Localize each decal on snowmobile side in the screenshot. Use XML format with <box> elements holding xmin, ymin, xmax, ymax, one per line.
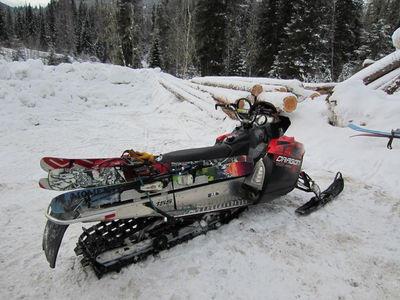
<box><xmin>275</xmin><ymin>155</ymin><xmax>302</xmax><ymax>166</ymax></box>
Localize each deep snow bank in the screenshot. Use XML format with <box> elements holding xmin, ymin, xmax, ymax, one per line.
<box><xmin>328</xmin><ymin>79</ymin><xmax>400</xmax><ymax>128</ymax></box>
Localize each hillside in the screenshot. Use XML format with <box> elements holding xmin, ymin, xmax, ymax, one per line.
<box><xmin>0</xmin><ymin>59</ymin><xmax>399</xmax><ymax>299</ymax></box>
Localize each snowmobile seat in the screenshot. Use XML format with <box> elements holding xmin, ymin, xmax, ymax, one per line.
<box><xmin>159</xmin><ymin>144</ymin><xmax>247</xmax><ymax>163</ymax></box>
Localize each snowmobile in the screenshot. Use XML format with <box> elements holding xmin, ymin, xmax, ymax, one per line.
<box><xmin>42</xmin><ymin>98</ymin><xmax>344</xmax><ymax>278</ymax></box>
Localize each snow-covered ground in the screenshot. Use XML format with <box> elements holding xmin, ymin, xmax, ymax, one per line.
<box><xmin>0</xmin><ymin>60</ymin><xmax>399</xmax><ymax>299</ymax></box>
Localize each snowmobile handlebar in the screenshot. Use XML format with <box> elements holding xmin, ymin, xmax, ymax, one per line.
<box><xmin>215</xmin><ymin>99</ymin><xmax>279</xmax><ymax>126</ymax></box>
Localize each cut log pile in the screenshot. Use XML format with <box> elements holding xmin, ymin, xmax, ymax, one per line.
<box><xmin>157</xmin><ymin>73</ymin><xmax>327</xmax><ymax>119</ymax></box>
<box><xmin>344</xmin><ymin>27</ymin><xmax>400</xmax><ymax>95</ymax></box>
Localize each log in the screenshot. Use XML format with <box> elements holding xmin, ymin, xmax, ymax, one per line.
<box><xmin>187</xmin><ymin>82</ymin><xmax>249</xmax><ymax>103</ymax></box>
<box><xmin>368</xmin><ymin>68</ymin><xmax>400</xmax><ymax>90</ymax></box>
<box><xmin>190</xmin><ymin>77</ymin><xmax>287</xmax><ymax>93</ymax></box>
<box><xmin>362</xmin><ymin>59</ymin><xmax>375</xmax><ymax>68</ymax></box>
<box><xmin>393</xmin><ymin>27</ymin><xmax>400</xmax><ymax>50</ymax></box>
<box><xmin>158</xmin><ymin>78</ymin><xmax>213</xmax><ymax>115</ymax></box>
<box><xmin>198</xmin><ymin>76</ymin><xmax>319</xmax><ymax>101</ymax></box>
<box><xmin>257</xmin><ymin>91</ymin><xmax>298</xmax><ymax>113</ymax></box>
<box><xmin>347</xmin><ymin>50</ymin><xmax>400</xmax><ymax>85</ymax></box>
<box><xmin>303</xmin><ymin>82</ymin><xmax>337</xmax><ymax>94</ymax></box>
<box><xmin>160</xmin><ymin>73</ymin><xmax>215</xmax><ymax>106</ymax></box>
<box><xmin>382</xmin><ymin>74</ymin><xmax>400</xmax><ymax>95</ymax></box>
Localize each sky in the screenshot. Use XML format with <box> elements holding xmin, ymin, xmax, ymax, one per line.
<box><xmin>2</xmin><ymin>0</ymin><xmax>51</xmax><ymax>7</ymax></box>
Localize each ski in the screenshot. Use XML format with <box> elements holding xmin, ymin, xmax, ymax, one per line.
<box><xmin>295</xmin><ymin>172</ymin><xmax>344</xmax><ymax>215</ymax></box>
<box><xmin>348</xmin><ymin>123</ymin><xmax>400</xmax><ymax>138</ymax></box>
<box><xmin>348</xmin><ymin>124</ymin><xmax>400</xmax><ymax>149</ymax></box>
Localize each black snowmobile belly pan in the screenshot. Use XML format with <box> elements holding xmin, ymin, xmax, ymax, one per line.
<box><xmin>43</xmin><ymin>220</ymin><xmax>69</xmax><ymax>268</ymax></box>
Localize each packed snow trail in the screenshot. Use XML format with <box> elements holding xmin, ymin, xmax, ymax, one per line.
<box><xmin>0</xmin><ymin>60</ymin><xmax>399</xmax><ymax>299</ymax></box>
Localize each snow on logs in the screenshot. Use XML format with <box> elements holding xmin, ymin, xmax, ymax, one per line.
<box><xmin>159</xmin><ymin>74</ymin><xmax>323</xmax><ymax>119</ymax></box>
<box><xmin>257</xmin><ymin>91</ymin><xmax>298</xmax><ymax>113</ymax></box>
<box><xmin>393</xmin><ymin>27</ymin><xmax>400</xmax><ymax>50</ymax></box>
<box><xmin>190</xmin><ymin>77</ymin><xmax>288</xmax><ymax>93</ymax></box>
<box><xmin>191</xmin><ymin>76</ymin><xmax>320</xmax><ymax>101</ymax></box>
<box><xmin>346</xmin><ymin>28</ymin><xmax>400</xmax><ymax>94</ymax></box>
<box><xmin>189</xmin><ymin>81</ymin><xmax>298</xmax><ymax>114</ymax></box>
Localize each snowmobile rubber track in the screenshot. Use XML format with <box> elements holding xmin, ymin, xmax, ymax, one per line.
<box><xmin>75</xmin><ymin>207</ymin><xmax>247</xmax><ymax>278</ymax></box>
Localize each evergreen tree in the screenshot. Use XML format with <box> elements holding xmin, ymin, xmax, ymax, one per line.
<box><xmin>227</xmin><ymin>45</ymin><xmax>247</xmax><ymax>76</ymax></box>
<box><xmin>386</xmin><ymin>0</ymin><xmax>400</xmax><ymax>30</ymax></box>
<box><xmin>331</xmin><ymin>0</ymin><xmax>363</xmax><ymax>80</ymax></box>
<box><xmin>256</xmin><ymin>0</ymin><xmax>280</xmax><ymax>76</ymax></box>
<box><xmin>0</xmin><ymin>7</ymin><xmax>8</xmax><ymax>44</ymax></box>
<box><xmin>46</xmin><ymin>0</ymin><xmax>57</xmax><ymax>51</ymax></box>
<box><xmin>195</xmin><ymin>0</ymin><xmax>227</xmax><ymax>76</ymax></box>
<box><xmin>356</xmin><ymin>18</ymin><xmax>393</xmax><ymax>62</ymax></box>
<box><xmin>270</xmin><ymin>0</ymin><xmax>330</xmax><ymax>80</ymax></box>
<box><xmin>149</xmin><ymin>36</ymin><xmax>162</xmax><ymax>68</ymax></box>
<box><xmin>116</xmin><ymin>0</ymin><xmax>142</xmax><ymax>67</ymax></box>
<box><xmin>38</xmin><ymin>8</ymin><xmax>48</xmax><ymax>50</ymax></box>
<box><xmin>243</xmin><ymin>1</ymin><xmax>259</xmax><ymax>76</ymax></box>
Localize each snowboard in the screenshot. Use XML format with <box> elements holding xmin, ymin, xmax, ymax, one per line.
<box><xmin>46</xmin><ymin>161</ymin><xmax>254</xmax><ymax>222</ymax></box>
<box><xmin>39</xmin><ymin>155</ymin><xmax>169</xmax><ymax>191</ymax></box>
<box><xmin>40</xmin><ymin>156</ymin><xmax>131</xmax><ymax>172</ymax></box>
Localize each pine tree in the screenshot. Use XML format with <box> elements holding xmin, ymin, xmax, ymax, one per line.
<box><xmin>38</xmin><ymin>8</ymin><xmax>48</xmax><ymax>50</ymax></box>
<box><xmin>0</xmin><ymin>7</ymin><xmax>8</xmax><ymax>44</ymax></box>
<box><xmin>270</xmin><ymin>0</ymin><xmax>329</xmax><ymax>80</ymax></box>
<box><xmin>356</xmin><ymin>18</ymin><xmax>393</xmax><ymax>62</ymax></box>
<box><xmin>149</xmin><ymin>35</ymin><xmax>162</xmax><ymax>68</ymax></box>
<box><xmin>243</xmin><ymin>1</ymin><xmax>259</xmax><ymax>76</ymax></box>
<box><xmin>256</xmin><ymin>0</ymin><xmax>280</xmax><ymax>76</ymax></box>
<box><xmin>195</xmin><ymin>0</ymin><xmax>227</xmax><ymax>76</ymax></box>
<box><xmin>331</xmin><ymin>0</ymin><xmax>363</xmax><ymax>81</ymax></box>
<box><xmin>227</xmin><ymin>45</ymin><xmax>247</xmax><ymax>76</ymax></box>
<box><xmin>116</xmin><ymin>0</ymin><xmax>142</xmax><ymax>67</ymax></box>
<box><xmin>46</xmin><ymin>0</ymin><xmax>57</xmax><ymax>50</ymax></box>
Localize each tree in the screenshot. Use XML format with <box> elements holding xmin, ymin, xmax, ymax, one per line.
<box><xmin>195</xmin><ymin>0</ymin><xmax>227</xmax><ymax>76</ymax></box>
<box><xmin>116</xmin><ymin>0</ymin><xmax>142</xmax><ymax>67</ymax></box>
<box><xmin>0</xmin><ymin>7</ymin><xmax>8</xmax><ymax>44</ymax></box>
<box><xmin>270</xmin><ymin>0</ymin><xmax>330</xmax><ymax>80</ymax></box>
<box><xmin>256</xmin><ymin>0</ymin><xmax>280</xmax><ymax>76</ymax></box>
<box><xmin>149</xmin><ymin>35</ymin><xmax>162</xmax><ymax>68</ymax></box>
<box><xmin>356</xmin><ymin>18</ymin><xmax>393</xmax><ymax>62</ymax></box>
<box><xmin>331</xmin><ymin>0</ymin><xmax>363</xmax><ymax>80</ymax></box>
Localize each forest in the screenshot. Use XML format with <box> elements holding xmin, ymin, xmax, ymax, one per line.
<box><xmin>0</xmin><ymin>0</ymin><xmax>399</xmax><ymax>81</ymax></box>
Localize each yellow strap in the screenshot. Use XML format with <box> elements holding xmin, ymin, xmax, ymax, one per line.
<box><xmin>127</xmin><ymin>150</ymin><xmax>155</xmax><ymax>162</ymax></box>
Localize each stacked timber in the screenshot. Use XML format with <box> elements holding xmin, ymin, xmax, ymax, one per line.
<box><xmin>345</xmin><ymin>27</ymin><xmax>400</xmax><ymax>95</ymax></box>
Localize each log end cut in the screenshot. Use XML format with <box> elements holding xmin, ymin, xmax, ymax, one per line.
<box><xmin>283</xmin><ymin>96</ymin><xmax>298</xmax><ymax>113</ymax></box>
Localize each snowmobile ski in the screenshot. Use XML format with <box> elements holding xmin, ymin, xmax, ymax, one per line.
<box><xmin>295</xmin><ymin>172</ymin><xmax>344</xmax><ymax>215</ymax></box>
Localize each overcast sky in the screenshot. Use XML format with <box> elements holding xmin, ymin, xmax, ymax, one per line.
<box><xmin>2</xmin><ymin>0</ymin><xmax>50</xmax><ymax>7</ymax></box>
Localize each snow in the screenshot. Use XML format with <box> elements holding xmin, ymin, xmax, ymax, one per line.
<box><xmin>329</xmin><ymin>78</ymin><xmax>400</xmax><ymax>129</ymax></box>
<box><xmin>393</xmin><ymin>27</ymin><xmax>400</xmax><ymax>50</ymax></box>
<box><xmin>347</xmin><ymin>50</ymin><xmax>400</xmax><ymax>83</ymax></box>
<box><xmin>1</xmin><ymin>60</ymin><xmax>400</xmax><ymax>299</ymax></box>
